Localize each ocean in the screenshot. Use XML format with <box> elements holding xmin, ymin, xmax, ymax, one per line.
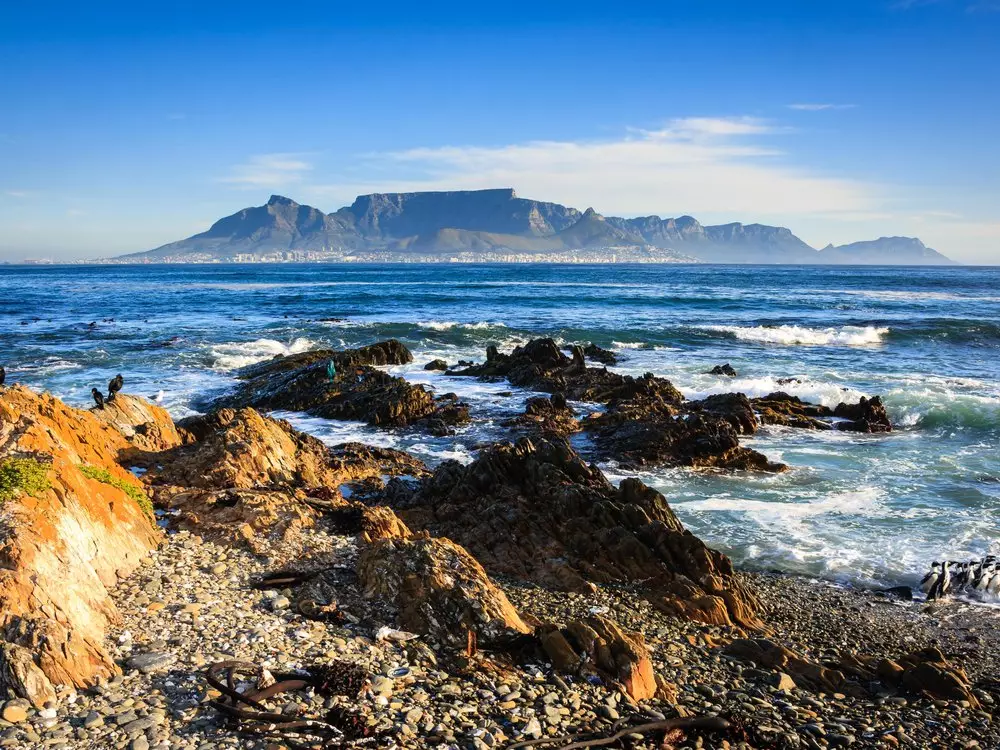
<box><xmin>2</xmin><ymin>262</ymin><xmax>998</xmax><ymax>591</ymax></box>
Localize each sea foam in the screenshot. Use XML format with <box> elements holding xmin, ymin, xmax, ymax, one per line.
<box><xmin>705</xmin><ymin>324</ymin><xmax>889</xmax><ymax>346</ymax></box>
<box><xmin>210</xmin><ymin>337</ymin><xmax>318</xmax><ymax>370</ymax></box>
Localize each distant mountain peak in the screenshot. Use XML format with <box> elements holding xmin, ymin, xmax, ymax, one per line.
<box><xmin>118</xmin><ymin>189</ymin><xmax>955</xmax><ymax>265</ymax></box>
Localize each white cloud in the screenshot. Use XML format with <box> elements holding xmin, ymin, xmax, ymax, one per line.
<box><xmin>307</xmin><ymin>117</ymin><xmax>876</xmax><ymax>218</ymax></box>
<box><xmin>220</xmin><ymin>153</ymin><xmax>314</xmax><ymax>189</ymax></box>
<box><xmin>787</xmin><ymin>103</ymin><xmax>857</xmax><ymax>111</ymax></box>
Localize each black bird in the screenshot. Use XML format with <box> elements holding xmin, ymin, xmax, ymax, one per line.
<box><xmin>92</xmin><ymin>388</ymin><xmax>105</xmax><ymax>409</ymax></box>
<box><xmin>107</xmin><ymin>373</ymin><xmax>124</xmax><ymax>401</ymax></box>
<box><xmin>0</xmin><ymin>366</ymin><xmax>5</xmax><ymax>387</ymax></box>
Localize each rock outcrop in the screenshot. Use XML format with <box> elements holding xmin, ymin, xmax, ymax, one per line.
<box><xmin>0</xmin><ymin>387</ymin><xmax>161</xmax><ymax>699</ymax></box>
<box><xmin>505</xmin><ymin>394</ymin><xmax>580</xmax><ymax>438</ymax></box>
<box><xmin>89</xmin><ymin>394</ymin><xmax>182</xmax><ymax>453</ymax></box>
<box><xmin>145</xmin><ymin>409</ymin><xmax>426</xmax><ymax>553</ymax></box>
<box><xmin>750</xmin><ymin>393</ymin><xmax>892</xmax><ymax>433</ymax></box>
<box><xmin>387</xmin><ymin>437</ymin><xmax>762</xmax><ymax>629</ymax></box>
<box><xmin>212</xmin><ymin>341</ymin><xmax>469</xmax><ymax>433</ymax></box>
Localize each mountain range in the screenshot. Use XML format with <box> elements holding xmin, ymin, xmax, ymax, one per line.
<box><xmin>119</xmin><ymin>189</ymin><xmax>955</xmax><ymax>265</ymax></box>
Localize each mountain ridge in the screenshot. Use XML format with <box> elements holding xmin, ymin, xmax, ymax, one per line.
<box><xmin>119</xmin><ymin>190</ymin><xmax>956</xmax><ymax>265</ymax></box>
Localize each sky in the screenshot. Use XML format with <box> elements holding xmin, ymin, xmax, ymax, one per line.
<box><xmin>1</xmin><ymin>0</ymin><xmax>999</xmax><ymax>263</ymax></box>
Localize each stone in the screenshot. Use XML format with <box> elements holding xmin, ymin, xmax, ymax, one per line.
<box><xmin>357</xmin><ymin>524</ymin><xmax>530</xmax><ymax>643</ymax></box>
<box><xmin>1</xmin><ymin>699</ymin><xmax>29</xmax><ymax>723</ymax></box>
<box><xmin>0</xmin><ymin>643</ymin><xmax>56</xmax><ymax>708</ymax></box>
<box><xmin>126</xmin><ymin>652</ymin><xmax>175</xmax><ymax>674</ymax></box>
<box><xmin>424</xmin><ymin>359</ymin><xmax>448</xmax><ymax>371</ymax></box>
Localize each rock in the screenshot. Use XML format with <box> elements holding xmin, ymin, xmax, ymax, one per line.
<box><xmin>688</xmin><ymin>393</ymin><xmax>758</xmax><ymax>435</ymax></box>
<box><xmin>707</xmin><ymin>363</ymin><xmax>738</xmax><ymax>377</ymax></box>
<box><xmin>833</xmin><ymin>396</ymin><xmax>892</xmax><ymax>433</ymax></box>
<box><xmin>0</xmin><ymin>387</ymin><xmax>160</xmax><ymax>690</ymax></box>
<box><xmin>749</xmin><ymin>392</ymin><xmax>834</xmax><ymax>430</ymax></box>
<box><xmin>722</xmin><ymin>639</ymin><xmax>863</xmax><ymax>696</ymax></box>
<box><xmin>357</xmin><ymin>527</ymin><xmax>530</xmax><ymax>643</ymax></box>
<box><xmin>89</xmin><ymin>394</ymin><xmax>182</xmax><ymax>454</ymax></box>
<box><xmin>0</xmin><ymin>698</ymin><xmax>29</xmax><ymax>723</ymax></box>
<box><xmin>838</xmin><ymin>647</ymin><xmax>980</xmax><ymax>708</ymax></box>
<box><xmin>360</xmin><ymin>506</ymin><xmax>413</xmax><ymax>543</ymax></box>
<box><xmin>505</xmin><ymin>395</ymin><xmax>580</xmax><ymax>438</ymax></box>
<box><xmin>879</xmin><ymin>586</ymin><xmax>913</xmax><ymax>601</ymax></box>
<box><xmin>126</xmin><ymin>652</ymin><xmax>175</xmax><ymax>674</ymax></box>
<box><xmin>389</xmin><ymin>437</ymin><xmax>762</xmax><ymax>629</ymax></box>
<box><xmin>773</xmin><ymin>672</ymin><xmax>797</xmax><ymax>692</ymax></box>
<box><xmin>538</xmin><ymin>615</ymin><xmax>662</xmax><ymax>702</ymax></box>
<box><xmin>209</xmin><ymin>341</ymin><xmax>469</xmax><ymax>430</ymax></box>
<box><xmin>582</xmin><ymin>343</ymin><xmax>618</xmax><ymax>365</ymax></box>
<box><xmin>424</xmin><ymin>359</ymin><xmax>449</xmax><ymax>371</ymax></box>
<box><xmin>0</xmin><ymin>644</ymin><xmax>55</xmax><ymax>708</ymax></box>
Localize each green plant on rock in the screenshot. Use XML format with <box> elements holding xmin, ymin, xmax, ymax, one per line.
<box><xmin>0</xmin><ymin>457</ymin><xmax>52</xmax><ymax>503</ymax></box>
<box><xmin>79</xmin><ymin>464</ymin><xmax>154</xmax><ymax>517</ymax></box>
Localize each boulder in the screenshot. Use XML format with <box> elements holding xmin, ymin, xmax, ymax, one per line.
<box><xmin>688</xmin><ymin>392</ymin><xmax>758</xmax><ymax>435</ymax></box>
<box><xmin>0</xmin><ymin>387</ymin><xmax>160</xmax><ymax>691</ymax></box>
<box><xmin>538</xmin><ymin>615</ymin><xmax>662</xmax><ymax>701</ymax></box>
<box><xmin>89</xmin><ymin>393</ymin><xmax>181</xmax><ymax>453</ymax></box>
<box><xmin>833</xmin><ymin>395</ymin><xmax>892</xmax><ymax>433</ymax></box>
<box><xmin>357</xmin><ymin>528</ymin><xmax>530</xmax><ymax>643</ymax></box>
<box><xmin>751</xmin><ymin>392</ymin><xmax>834</xmax><ymax>430</ymax></box>
<box><xmin>0</xmin><ymin>643</ymin><xmax>56</xmax><ymax>708</ymax></box>
<box><xmin>582</xmin><ymin>343</ymin><xmax>618</xmax><ymax>365</ymax></box>
<box><xmin>837</xmin><ymin>647</ymin><xmax>979</xmax><ymax>708</ymax></box>
<box><xmin>707</xmin><ymin>363</ymin><xmax>738</xmax><ymax>377</ymax></box>
<box><xmin>390</xmin><ymin>437</ymin><xmax>763</xmax><ymax>629</ymax></box>
<box><xmin>423</xmin><ymin>359</ymin><xmax>449</xmax><ymax>371</ymax></box>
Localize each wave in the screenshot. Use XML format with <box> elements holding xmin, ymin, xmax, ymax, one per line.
<box><xmin>704</xmin><ymin>324</ymin><xmax>889</xmax><ymax>346</ymax></box>
<box><xmin>681</xmin><ymin>487</ymin><xmax>882</xmax><ymax>518</ymax></box>
<box><xmin>209</xmin><ymin>337</ymin><xmax>319</xmax><ymax>371</ymax></box>
<box><xmin>682</xmin><ymin>376</ymin><xmax>864</xmax><ymax>408</ymax></box>
<box><xmin>415</xmin><ymin>320</ymin><xmax>507</xmax><ymax>331</ymax></box>
<box><xmin>886</xmin><ymin>388</ymin><xmax>1000</xmax><ymax>431</ymax></box>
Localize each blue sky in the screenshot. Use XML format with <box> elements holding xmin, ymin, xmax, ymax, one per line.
<box><xmin>2</xmin><ymin>0</ymin><xmax>998</xmax><ymax>262</ymax></box>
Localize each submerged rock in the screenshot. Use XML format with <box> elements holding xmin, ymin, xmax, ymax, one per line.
<box><xmin>707</xmin><ymin>363</ymin><xmax>738</xmax><ymax>377</ymax></box>
<box><xmin>389</xmin><ymin>437</ymin><xmax>763</xmax><ymax>629</ymax></box>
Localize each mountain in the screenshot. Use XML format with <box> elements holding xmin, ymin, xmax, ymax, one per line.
<box><xmin>815</xmin><ymin>237</ymin><xmax>955</xmax><ymax>265</ymax></box>
<box><xmin>119</xmin><ymin>189</ymin><xmax>955</xmax><ymax>264</ymax></box>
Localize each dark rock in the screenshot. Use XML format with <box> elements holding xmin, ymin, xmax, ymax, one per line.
<box><xmin>751</xmin><ymin>392</ymin><xmax>834</xmax><ymax>430</ymax></box>
<box><xmin>210</xmin><ymin>341</ymin><xmax>469</xmax><ymax>431</ymax></box>
<box><xmin>506</xmin><ymin>395</ymin><xmax>580</xmax><ymax>438</ymax></box>
<box><xmin>879</xmin><ymin>586</ymin><xmax>914</xmax><ymax>601</ymax></box>
<box><xmin>582</xmin><ymin>343</ymin><xmax>618</xmax><ymax>365</ymax></box>
<box><xmin>387</xmin><ymin>437</ymin><xmax>763</xmax><ymax>628</ymax></box>
<box><xmin>689</xmin><ymin>392</ymin><xmax>758</xmax><ymax>435</ymax></box>
<box><xmin>423</xmin><ymin>359</ymin><xmax>448</xmax><ymax>371</ymax></box>
<box><xmin>708</xmin><ymin>363</ymin><xmax>738</xmax><ymax>377</ymax></box>
<box><xmin>833</xmin><ymin>396</ymin><xmax>892</xmax><ymax>433</ymax></box>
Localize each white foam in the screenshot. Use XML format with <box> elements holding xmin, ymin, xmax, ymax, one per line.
<box><xmin>209</xmin><ymin>337</ymin><xmax>318</xmax><ymax>371</ymax></box>
<box><xmin>681</xmin><ymin>375</ymin><xmax>865</xmax><ymax>408</ymax></box>
<box><xmin>705</xmin><ymin>324</ymin><xmax>889</xmax><ymax>346</ymax></box>
<box><xmin>682</xmin><ymin>487</ymin><xmax>882</xmax><ymax>518</ymax></box>
<box><xmin>415</xmin><ymin>320</ymin><xmax>507</xmax><ymax>331</ymax></box>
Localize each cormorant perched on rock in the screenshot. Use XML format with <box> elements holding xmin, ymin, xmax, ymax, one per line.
<box><xmin>107</xmin><ymin>373</ymin><xmax>124</xmax><ymax>401</ymax></box>
<box><xmin>0</xmin><ymin>366</ymin><xmax>5</xmax><ymax>387</ymax></box>
<box><xmin>92</xmin><ymin>388</ymin><xmax>105</xmax><ymax>409</ymax></box>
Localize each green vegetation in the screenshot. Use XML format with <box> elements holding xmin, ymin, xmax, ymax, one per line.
<box><xmin>79</xmin><ymin>464</ymin><xmax>154</xmax><ymax>517</ymax></box>
<box><xmin>0</xmin><ymin>457</ymin><xmax>52</xmax><ymax>503</ymax></box>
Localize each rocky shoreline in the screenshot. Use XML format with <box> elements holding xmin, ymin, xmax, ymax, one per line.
<box><xmin>0</xmin><ymin>339</ymin><xmax>994</xmax><ymax>750</ymax></box>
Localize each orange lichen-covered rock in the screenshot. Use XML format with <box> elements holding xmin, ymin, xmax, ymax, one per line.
<box><xmin>90</xmin><ymin>393</ymin><xmax>181</xmax><ymax>453</ymax></box>
<box><xmin>0</xmin><ymin>386</ymin><xmax>160</xmax><ymax>697</ymax></box>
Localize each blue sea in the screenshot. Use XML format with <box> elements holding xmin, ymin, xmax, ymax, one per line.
<box><xmin>2</xmin><ymin>263</ymin><xmax>998</xmax><ymax>591</ymax></box>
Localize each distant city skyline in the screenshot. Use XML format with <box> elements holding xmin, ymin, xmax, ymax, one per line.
<box><xmin>2</xmin><ymin>0</ymin><xmax>998</xmax><ymax>263</ymax></box>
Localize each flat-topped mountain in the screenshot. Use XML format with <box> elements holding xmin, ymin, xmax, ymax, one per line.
<box><xmin>119</xmin><ymin>189</ymin><xmax>955</xmax><ymax>264</ymax></box>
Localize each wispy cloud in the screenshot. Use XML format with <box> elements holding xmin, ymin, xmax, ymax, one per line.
<box><xmin>220</xmin><ymin>153</ymin><xmax>314</xmax><ymax>189</ymax></box>
<box><xmin>305</xmin><ymin>116</ymin><xmax>877</xmax><ymax>219</ymax></box>
<box><xmin>787</xmin><ymin>103</ymin><xmax>857</xmax><ymax>111</ymax></box>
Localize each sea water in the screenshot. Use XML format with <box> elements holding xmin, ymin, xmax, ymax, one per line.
<box><xmin>2</xmin><ymin>263</ymin><xmax>997</xmax><ymax>590</ymax></box>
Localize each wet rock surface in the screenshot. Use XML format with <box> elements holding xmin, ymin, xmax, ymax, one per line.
<box><xmin>211</xmin><ymin>340</ymin><xmax>470</xmax><ymax>431</ymax></box>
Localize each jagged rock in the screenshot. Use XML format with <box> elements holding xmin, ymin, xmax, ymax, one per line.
<box><xmin>453</xmin><ymin>338</ymin><xmax>683</xmax><ymax>404</ymax></box>
<box><xmin>0</xmin><ymin>643</ymin><xmax>55</xmax><ymax>708</ymax></box>
<box><xmin>357</xmin><ymin>528</ymin><xmax>530</xmax><ymax>643</ymax></box>
<box><xmin>89</xmin><ymin>393</ymin><xmax>181</xmax><ymax>453</ymax></box>
<box><xmin>147</xmin><ymin>410</ymin><xmax>425</xmax><ymax>552</ymax></box>
<box><xmin>837</xmin><ymin>647</ymin><xmax>979</xmax><ymax>708</ymax></box>
<box><xmin>833</xmin><ymin>395</ymin><xmax>892</xmax><ymax>433</ymax></box>
<box><xmin>582</xmin><ymin>343</ymin><xmax>618</xmax><ymax>365</ymax></box>
<box><xmin>360</xmin><ymin>506</ymin><xmax>413</xmax><ymax>543</ymax></box>
<box><xmin>505</xmin><ymin>394</ymin><xmax>580</xmax><ymax>438</ymax></box>
<box><xmin>389</xmin><ymin>437</ymin><xmax>762</xmax><ymax>629</ymax></box>
<box><xmin>688</xmin><ymin>393</ymin><xmax>759</xmax><ymax>435</ymax></box>
<box><xmin>212</xmin><ymin>341</ymin><xmax>469</xmax><ymax>431</ymax></box>
<box><xmin>424</xmin><ymin>359</ymin><xmax>449</xmax><ymax>371</ymax></box>
<box><xmin>586</xmin><ymin>409</ymin><xmax>786</xmax><ymax>472</ymax></box>
<box><xmin>0</xmin><ymin>386</ymin><xmax>159</xmax><ymax>691</ymax></box>
<box><xmin>708</xmin><ymin>363</ymin><xmax>738</xmax><ymax>377</ymax></box>
<box><xmin>538</xmin><ymin>615</ymin><xmax>662</xmax><ymax>701</ymax></box>
<box><xmin>723</xmin><ymin>638</ymin><xmax>864</xmax><ymax>696</ymax></box>
<box><xmin>751</xmin><ymin>392</ymin><xmax>834</xmax><ymax>430</ymax></box>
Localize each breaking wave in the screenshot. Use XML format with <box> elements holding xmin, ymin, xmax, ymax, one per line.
<box><xmin>209</xmin><ymin>337</ymin><xmax>318</xmax><ymax>370</ymax></box>
<box><xmin>705</xmin><ymin>324</ymin><xmax>889</xmax><ymax>346</ymax></box>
